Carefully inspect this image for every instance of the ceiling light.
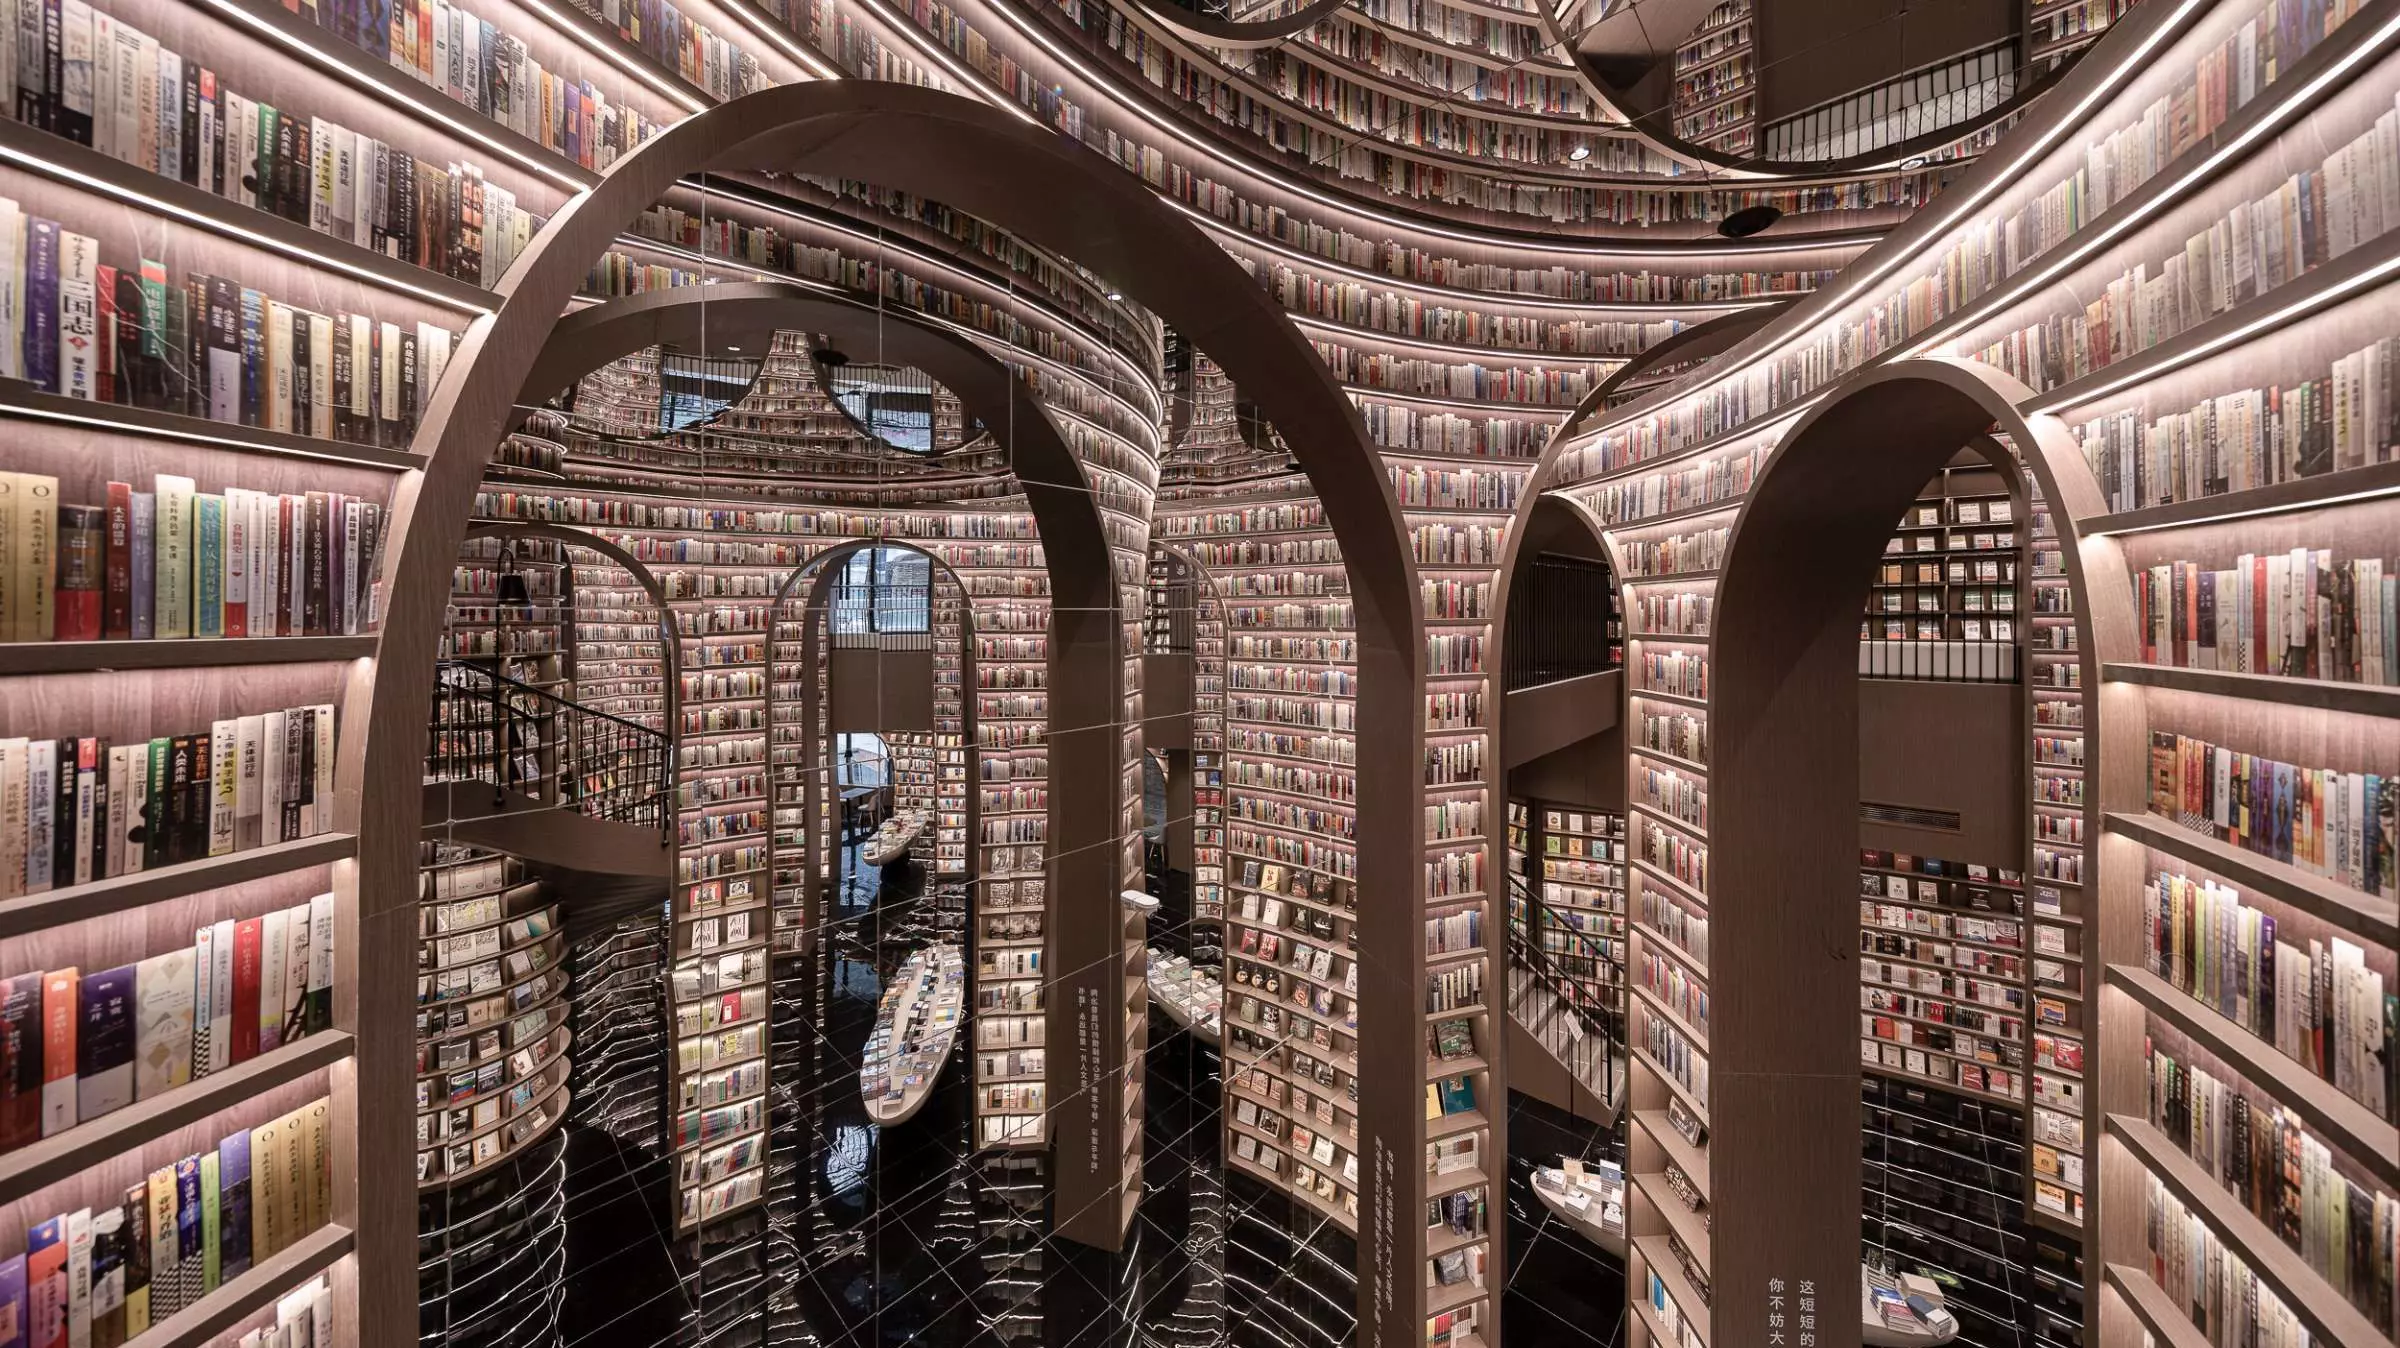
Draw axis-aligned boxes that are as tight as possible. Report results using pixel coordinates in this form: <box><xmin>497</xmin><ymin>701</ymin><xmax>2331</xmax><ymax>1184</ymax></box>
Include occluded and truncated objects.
<box><xmin>1568</xmin><ymin>145</ymin><xmax>1592</xmax><ymax>161</ymax></box>
<box><xmin>725</xmin><ymin>345</ymin><xmax>742</xmax><ymax>352</ymax></box>
<box><xmin>1106</xmin><ymin>290</ymin><xmax>1124</xmax><ymax>301</ymax></box>
<box><xmin>1900</xmin><ymin>155</ymin><xmax>1928</xmax><ymax>170</ymax></box>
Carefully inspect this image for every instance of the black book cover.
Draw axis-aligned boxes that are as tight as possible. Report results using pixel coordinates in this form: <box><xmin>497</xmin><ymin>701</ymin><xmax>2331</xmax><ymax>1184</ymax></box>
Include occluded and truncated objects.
<box><xmin>296</xmin><ymin>707</ymin><xmax>318</xmax><ymax>824</ymax></box>
<box><xmin>50</xmin><ymin>738</ymin><xmax>77</xmax><ymax>885</ymax></box>
<box><xmin>111</xmin><ymin>268</ymin><xmax>161</xmax><ymax>412</ymax></box>
<box><xmin>12</xmin><ymin>0</ymin><xmax>44</xmax><ymax>129</ymax></box>
<box><xmin>179</xmin><ymin>62</ymin><xmax>199</xmax><ymax>187</ymax></box>
<box><xmin>164</xmin><ymin>734</ymin><xmax>196</xmax><ymax>866</ymax></box>
<box><xmin>45</xmin><ymin>0</ymin><xmax>79</xmax><ymax>144</ymax></box>
<box><xmin>391</xmin><ymin>153</ymin><xmax>417</xmax><ymax>268</ymax></box>
<box><xmin>291</xmin><ymin>309</ymin><xmax>313</xmax><ymax>435</ymax></box>
<box><xmin>203</xmin><ymin>275</ymin><xmax>238</xmax><ymax>422</ymax></box>
<box><xmin>400</xmin><ymin>328</ymin><xmax>419</xmax><ymax>436</ymax></box>
<box><xmin>238</xmin><ymin>286</ymin><xmax>263</xmax><ymax>427</ymax></box>
<box><xmin>167</xmin><ymin>280</ymin><xmax>195</xmax><ymax>417</ymax></box>
<box><xmin>331</xmin><ymin>311</ymin><xmax>355</xmax><ymax>442</ymax></box>
<box><xmin>85</xmin><ymin>745</ymin><xmax>108</xmax><ymax>883</ymax></box>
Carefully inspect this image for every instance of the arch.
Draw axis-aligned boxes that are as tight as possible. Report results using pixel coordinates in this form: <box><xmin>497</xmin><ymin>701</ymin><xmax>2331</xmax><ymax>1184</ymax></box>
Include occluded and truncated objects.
<box><xmin>1112</xmin><ymin>0</ymin><xmax>1348</xmax><ymax>48</ymax></box>
<box><xmin>766</xmin><ymin>535</ymin><xmax>982</xmax><ymax>954</ymax></box>
<box><xmin>1552</xmin><ymin>300</ymin><xmax>1796</xmax><ymax>443</ymax></box>
<box><xmin>1702</xmin><ymin>356</ymin><xmax>2128</xmax><ymax>1340</ymax></box>
<box><xmin>358</xmin><ymin>82</ymin><xmax>1422</xmax><ymax>1329</ymax></box>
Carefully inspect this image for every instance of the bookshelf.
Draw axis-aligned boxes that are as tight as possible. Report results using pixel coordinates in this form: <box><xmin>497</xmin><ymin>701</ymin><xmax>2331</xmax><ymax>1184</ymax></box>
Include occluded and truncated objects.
<box><xmin>1859</xmin><ymin>454</ymin><xmax>2023</xmax><ymax>680</ymax></box>
<box><xmin>1527</xmin><ymin>802</ymin><xmax>1628</xmax><ymax>1042</ymax></box>
<box><xmin>1670</xmin><ymin>0</ymin><xmax>1756</xmax><ymax>157</ymax></box>
<box><xmin>1535</xmin><ymin>5</ymin><xmax>2400</xmax><ymax>1346</ymax></box>
<box><xmin>412</xmin><ymin>845</ymin><xmax>569</xmax><ymax>1187</ymax></box>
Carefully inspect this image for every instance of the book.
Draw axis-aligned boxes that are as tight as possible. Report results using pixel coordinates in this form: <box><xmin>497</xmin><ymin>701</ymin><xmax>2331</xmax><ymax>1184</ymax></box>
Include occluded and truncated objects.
<box><xmin>227</xmin><ymin>918</ymin><xmax>260</xmax><ymax>1064</ymax></box>
<box><xmin>61</xmin><ymin>1210</ymin><xmax>85</xmax><ymax>1348</ymax></box>
<box><xmin>0</xmin><ymin>1253</ymin><xmax>24</xmax><ymax>1348</ymax></box>
<box><xmin>203</xmin><ymin>919</ymin><xmax>231</xmax><ymax>1075</ymax></box>
<box><xmin>38</xmin><ymin>968</ymin><xmax>74</xmax><ymax>1136</ymax></box>
<box><xmin>0</xmin><ymin>975</ymin><xmax>40</xmax><ymax>1148</ymax></box>
<box><xmin>215</xmin><ymin>1130</ymin><xmax>249</xmax><ymax>1283</ymax></box>
<box><xmin>25</xmin><ymin>1217</ymin><xmax>62</xmax><ymax>1348</ymax></box>
<box><xmin>131</xmin><ymin>950</ymin><xmax>192</xmax><ymax>1100</ymax></box>
<box><xmin>72</xmin><ymin>965</ymin><xmax>133</xmax><ymax>1121</ymax></box>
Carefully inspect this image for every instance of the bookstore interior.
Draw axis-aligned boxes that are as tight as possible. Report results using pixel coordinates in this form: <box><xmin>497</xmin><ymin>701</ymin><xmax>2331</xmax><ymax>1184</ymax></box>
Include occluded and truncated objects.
<box><xmin>0</xmin><ymin>0</ymin><xmax>2397</xmax><ymax>1341</ymax></box>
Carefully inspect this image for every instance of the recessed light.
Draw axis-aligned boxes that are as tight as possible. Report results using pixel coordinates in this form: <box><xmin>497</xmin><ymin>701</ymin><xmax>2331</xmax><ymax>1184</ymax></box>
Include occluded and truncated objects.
<box><xmin>1106</xmin><ymin>290</ymin><xmax>1124</xmax><ymax>301</ymax></box>
<box><xmin>1900</xmin><ymin>155</ymin><xmax>1928</xmax><ymax>169</ymax></box>
<box><xmin>1568</xmin><ymin>145</ymin><xmax>1592</xmax><ymax>161</ymax></box>
<box><xmin>725</xmin><ymin>345</ymin><xmax>742</xmax><ymax>352</ymax></box>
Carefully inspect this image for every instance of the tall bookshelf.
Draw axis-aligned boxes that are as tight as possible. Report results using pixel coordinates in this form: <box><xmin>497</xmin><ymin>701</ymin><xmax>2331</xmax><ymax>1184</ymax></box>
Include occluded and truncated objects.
<box><xmin>1671</xmin><ymin>0</ymin><xmax>1757</xmax><ymax>156</ymax></box>
<box><xmin>1545</xmin><ymin>6</ymin><xmax>2400</xmax><ymax>1348</ymax></box>
<box><xmin>1531</xmin><ymin>803</ymin><xmax>1629</xmax><ymax>1042</ymax></box>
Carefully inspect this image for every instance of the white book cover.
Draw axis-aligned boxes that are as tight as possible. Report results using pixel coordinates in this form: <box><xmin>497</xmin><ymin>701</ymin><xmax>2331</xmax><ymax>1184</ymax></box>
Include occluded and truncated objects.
<box><xmin>308</xmin><ymin>117</ymin><xmax>337</xmax><ymax>236</ymax></box>
<box><xmin>236</xmin><ymin>91</ymin><xmax>261</xmax><ymax>212</ymax></box>
<box><xmin>259</xmin><ymin>710</ymin><xmax>286</xmax><ymax>845</ymax></box>
<box><xmin>103</xmin><ymin>746</ymin><xmax>129</xmax><ymax>879</ymax></box>
<box><xmin>267</xmin><ymin>304</ymin><xmax>294</xmax><ymax>434</ymax></box>
<box><xmin>56</xmin><ymin>228</ymin><xmax>100</xmax><ymax>401</ymax></box>
<box><xmin>306</xmin><ymin>891</ymin><xmax>334</xmax><ymax>1025</ymax></box>
<box><xmin>234</xmin><ymin>714</ymin><xmax>263</xmax><ymax>852</ymax></box>
<box><xmin>66</xmin><ymin>1206</ymin><xmax>90</xmax><ymax>1348</ymax></box>
<box><xmin>207</xmin><ymin>719</ymin><xmax>236</xmax><ymax>858</ymax></box>
<box><xmin>132</xmin><ymin>948</ymin><xmax>195</xmax><ymax>1099</ymax></box>
<box><xmin>207</xmin><ymin>917</ymin><xmax>235</xmax><ymax>1073</ymax></box>
<box><xmin>90</xmin><ymin>12</ymin><xmax>116</xmax><ymax>159</ymax></box>
<box><xmin>25</xmin><ymin>737</ymin><xmax>54</xmax><ymax>893</ymax></box>
<box><xmin>71</xmin><ymin>744</ymin><xmax>95</xmax><ymax>886</ymax></box>
<box><xmin>131</xmin><ymin>31</ymin><xmax>158</xmax><ymax>172</ymax></box>
<box><xmin>257</xmin><ymin>909</ymin><xmax>287</xmax><ymax>1053</ymax></box>
<box><xmin>0</xmin><ymin>737</ymin><xmax>26</xmax><ymax>899</ymax></box>
<box><xmin>154</xmin><ymin>474</ymin><xmax>196</xmax><ymax>640</ymax></box>
<box><xmin>156</xmin><ymin>47</ymin><xmax>180</xmax><ymax>179</ymax></box>
<box><xmin>190</xmin><ymin>924</ymin><xmax>216</xmax><ymax>1078</ymax></box>
<box><xmin>307</xmin><ymin>316</ymin><xmax>335</xmax><ymax>440</ymax></box>
<box><xmin>0</xmin><ymin>199</ymin><xmax>23</xmax><ymax>379</ymax></box>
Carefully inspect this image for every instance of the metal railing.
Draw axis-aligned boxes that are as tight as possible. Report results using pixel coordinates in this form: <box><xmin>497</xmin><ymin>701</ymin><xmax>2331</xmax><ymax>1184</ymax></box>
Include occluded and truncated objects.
<box><xmin>427</xmin><ymin>660</ymin><xmax>672</xmax><ymax>832</ymax></box>
<box><xmin>1761</xmin><ymin>39</ymin><xmax>2018</xmax><ymax>164</ymax></box>
<box><xmin>1503</xmin><ymin>554</ymin><xmax>1621</xmax><ymax>691</ymax></box>
<box><xmin>1505</xmin><ymin>872</ymin><xmax>1624</xmax><ymax>1107</ymax></box>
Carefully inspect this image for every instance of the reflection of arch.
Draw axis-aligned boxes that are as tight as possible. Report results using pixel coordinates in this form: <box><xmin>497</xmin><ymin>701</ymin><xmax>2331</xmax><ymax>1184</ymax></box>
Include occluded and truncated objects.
<box><xmin>361</xmin><ymin>82</ymin><xmax>1422</xmax><ymax>1321</ymax></box>
<box><xmin>1701</xmin><ymin>356</ymin><xmax>2124</xmax><ymax>1330</ymax></box>
<box><xmin>766</xmin><ymin>537</ymin><xmax>980</xmax><ymax>950</ymax></box>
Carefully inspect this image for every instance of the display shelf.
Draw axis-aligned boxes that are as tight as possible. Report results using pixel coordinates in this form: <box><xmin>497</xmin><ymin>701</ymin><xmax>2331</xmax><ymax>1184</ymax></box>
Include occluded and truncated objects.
<box><xmin>0</xmin><ymin>379</ymin><xmax>431</xmax><ymax>470</ymax></box>
<box><xmin>2103</xmin><ymin>812</ymin><xmax>2399</xmax><ymax>947</ymax></box>
<box><xmin>0</xmin><ymin>833</ymin><xmax>359</xmax><ymax>941</ymax></box>
<box><xmin>125</xmin><ymin>1222</ymin><xmax>356</xmax><ymax>1348</ymax></box>
<box><xmin>2074</xmin><ymin>459</ymin><xmax>2400</xmax><ymax>536</ymax></box>
<box><xmin>2105</xmin><ymin>1114</ymin><xmax>2387</xmax><ymax>1348</ymax></box>
<box><xmin>1629</xmin><ymin>1235</ymin><xmax>1710</xmax><ymax>1347</ymax></box>
<box><xmin>2105</xmin><ymin>964</ymin><xmax>2398</xmax><ymax>1189</ymax></box>
<box><xmin>2100</xmin><ymin>1262</ymin><xmax>2214</xmax><ymax>1348</ymax></box>
<box><xmin>0</xmin><ymin>636</ymin><xmax>383</xmax><ymax>675</ymax></box>
<box><xmin>2098</xmin><ymin>662</ymin><xmax>2400</xmax><ymax>716</ymax></box>
<box><xmin>0</xmin><ymin>1030</ymin><xmax>354</xmax><ymax>1207</ymax></box>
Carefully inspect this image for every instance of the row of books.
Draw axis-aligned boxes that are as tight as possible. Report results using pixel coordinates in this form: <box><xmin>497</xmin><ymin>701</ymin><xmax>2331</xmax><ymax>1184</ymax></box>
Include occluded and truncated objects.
<box><xmin>0</xmin><ymin>1096</ymin><xmax>331</xmax><ymax>1348</ymax></box>
<box><xmin>2132</xmin><ymin>550</ymin><xmax>2395</xmax><ymax>686</ymax></box>
<box><xmin>2078</xmin><ymin>335</ymin><xmax>2400</xmax><ymax>513</ymax></box>
<box><xmin>2147</xmin><ymin>1039</ymin><xmax>2398</xmax><ymax>1330</ymax></box>
<box><xmin>2147</xmin><ymin>731</ymin><xmax>2396</xmax><ymax>901</ymax></box>
<box><xmin>1</xmin><ymin>898</ymin><xmax>334</xmax><ymax>1151</ymax></box>
<box><xmin>0</xmin><ymin>201</ymin><xmax>456</xmax><ymax>444</ymax></box>
<box><xmin>2</xmin><ymin>0</ymin><xmax>544</xmax><ymax>285</ymax></box>
<box><xmin>0</xmin><ymin>705</ymin><xmax>337</xmax><ymax>895</ymax></box>
<box><xmin>0</xmin><ymin>474</ymin><xmax>384</xmax><ymax>642</ymax></box>
<box><xmin>2141</xmin><ymin>867</ymin><xmax>2395</xmax><ymax>1120</ymax></box>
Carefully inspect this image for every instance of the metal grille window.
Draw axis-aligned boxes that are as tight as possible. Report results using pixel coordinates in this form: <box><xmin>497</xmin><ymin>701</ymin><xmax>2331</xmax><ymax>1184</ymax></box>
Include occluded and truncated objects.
<box><xmin>828</xmin><ymin>546</ymin><xmax>933</xmax><ymax>634</ymax></box>
<box><xmin>1762</xmin><ymin>39</ymin><xmax>2017</xmax><ymax>163</ymax></box>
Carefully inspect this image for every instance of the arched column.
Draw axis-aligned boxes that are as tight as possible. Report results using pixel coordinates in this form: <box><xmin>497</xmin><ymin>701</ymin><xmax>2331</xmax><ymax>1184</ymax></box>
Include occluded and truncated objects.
<box><xmin>358</xmin><ymin>92</ymin><xmax>1420</xmax><ymax>1325</ymax></box>
<box><xmin>1704</xmin><ymin>356</ymin><xmax>2127</xmax><ymax>1348</ymax></box>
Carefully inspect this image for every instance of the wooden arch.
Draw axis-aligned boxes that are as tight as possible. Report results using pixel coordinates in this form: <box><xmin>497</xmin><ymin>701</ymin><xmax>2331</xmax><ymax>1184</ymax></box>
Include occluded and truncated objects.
<box><xmin>354</xmin><ymin>86</ymin><xmax>1422</xmax><ymax>1330</ymax></box>
<box><xmin>1703</xmin><ymin>356</ymin><xmax>2127</xmax><ymax>1346</ymax></box>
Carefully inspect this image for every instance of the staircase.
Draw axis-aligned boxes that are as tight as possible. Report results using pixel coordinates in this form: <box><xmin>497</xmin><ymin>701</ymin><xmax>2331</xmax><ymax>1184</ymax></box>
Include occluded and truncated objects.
<box><xmin>1505</xmin><ymin>873</ymin><xmax>1625</xmax><ymax>1124</ymax></box>
<box><xmin>423</xmin><ymin>660</ymin><xmax>675</xmax><ymax>876</ymax></box>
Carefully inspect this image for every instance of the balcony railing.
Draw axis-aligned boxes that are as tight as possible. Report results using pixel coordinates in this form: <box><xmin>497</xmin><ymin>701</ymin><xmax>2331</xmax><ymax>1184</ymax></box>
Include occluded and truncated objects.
<box><xmin>426</xmin><ymin>660</ymin><xmax>673</xmax><ymax>832</ymax></box>
<box><xmin>1760</xmin><ymin>39</ymin><xmax>2018</xmax><ymax>164</ymax></box>
<box><xmin>1505</xmin><ymin>872</ymin><xmax>1624</xmax><ymax>1106</ymax></box>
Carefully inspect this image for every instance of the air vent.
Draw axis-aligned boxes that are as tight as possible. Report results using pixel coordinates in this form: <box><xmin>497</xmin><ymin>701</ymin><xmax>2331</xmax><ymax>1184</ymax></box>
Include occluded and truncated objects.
<box><xmin>1861</xmin><ymin>802</ymin><xmax>1961</xmax><ymax>832</ymax></box>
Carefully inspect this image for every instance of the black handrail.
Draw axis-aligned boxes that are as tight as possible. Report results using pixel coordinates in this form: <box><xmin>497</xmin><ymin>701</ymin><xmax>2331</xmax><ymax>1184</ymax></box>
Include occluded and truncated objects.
<box><xmin>427</xmin><ymin>659</ymin><xmax>673</xmax><ymax>833</ymax></box>
<box><xmin>1505</xmin><ymin>870</ymin><xmax>1626</xmax><ymax>1054</ymax></box>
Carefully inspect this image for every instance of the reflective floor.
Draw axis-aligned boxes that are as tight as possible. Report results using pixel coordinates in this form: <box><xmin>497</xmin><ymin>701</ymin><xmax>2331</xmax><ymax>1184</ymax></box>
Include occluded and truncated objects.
<box><xmin>497</xmin><ymin>842</ymin><xmax>1630</xmax><ymax>1348</ymax></box>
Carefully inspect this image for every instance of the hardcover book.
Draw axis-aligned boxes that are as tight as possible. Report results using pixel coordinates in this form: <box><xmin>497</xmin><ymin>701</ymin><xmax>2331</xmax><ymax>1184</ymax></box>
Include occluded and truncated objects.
<box><xmin>39</xmin><ymin>968</ymin><xmax>76</xmax><ymax>1136</ymax></box>
<box><xmin>0</xmin><ymin>974</ymin><xmax>44</xmax><ymax>1148</ymax></box>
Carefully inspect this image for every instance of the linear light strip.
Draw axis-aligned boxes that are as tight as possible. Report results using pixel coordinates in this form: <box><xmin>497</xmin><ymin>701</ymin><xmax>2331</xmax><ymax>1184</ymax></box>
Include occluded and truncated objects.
<box><xmin>0</xmin><ymin>140</ymin><xmax>493</xmax><ymax>315</ymax></box>
<box><xmin>194</xmin><ymin>0</ymin><xmax>596</xmax><ymax>193</ymax></box>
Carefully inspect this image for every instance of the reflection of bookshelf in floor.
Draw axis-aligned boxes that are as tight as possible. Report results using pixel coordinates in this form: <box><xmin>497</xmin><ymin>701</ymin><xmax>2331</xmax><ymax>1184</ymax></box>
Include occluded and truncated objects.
<box><xmin>1861</xmin><ymin>1072</ymin><xmax>2085</xmax><ymax>1348</ymax></box>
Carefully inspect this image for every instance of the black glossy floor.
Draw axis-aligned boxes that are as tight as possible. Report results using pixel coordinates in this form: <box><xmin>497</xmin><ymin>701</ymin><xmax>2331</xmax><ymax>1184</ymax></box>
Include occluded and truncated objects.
<box><xmin>486</xmin><ymin>848</ymin><xmax>1631</xmax><ymax>1348</ymax></box>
